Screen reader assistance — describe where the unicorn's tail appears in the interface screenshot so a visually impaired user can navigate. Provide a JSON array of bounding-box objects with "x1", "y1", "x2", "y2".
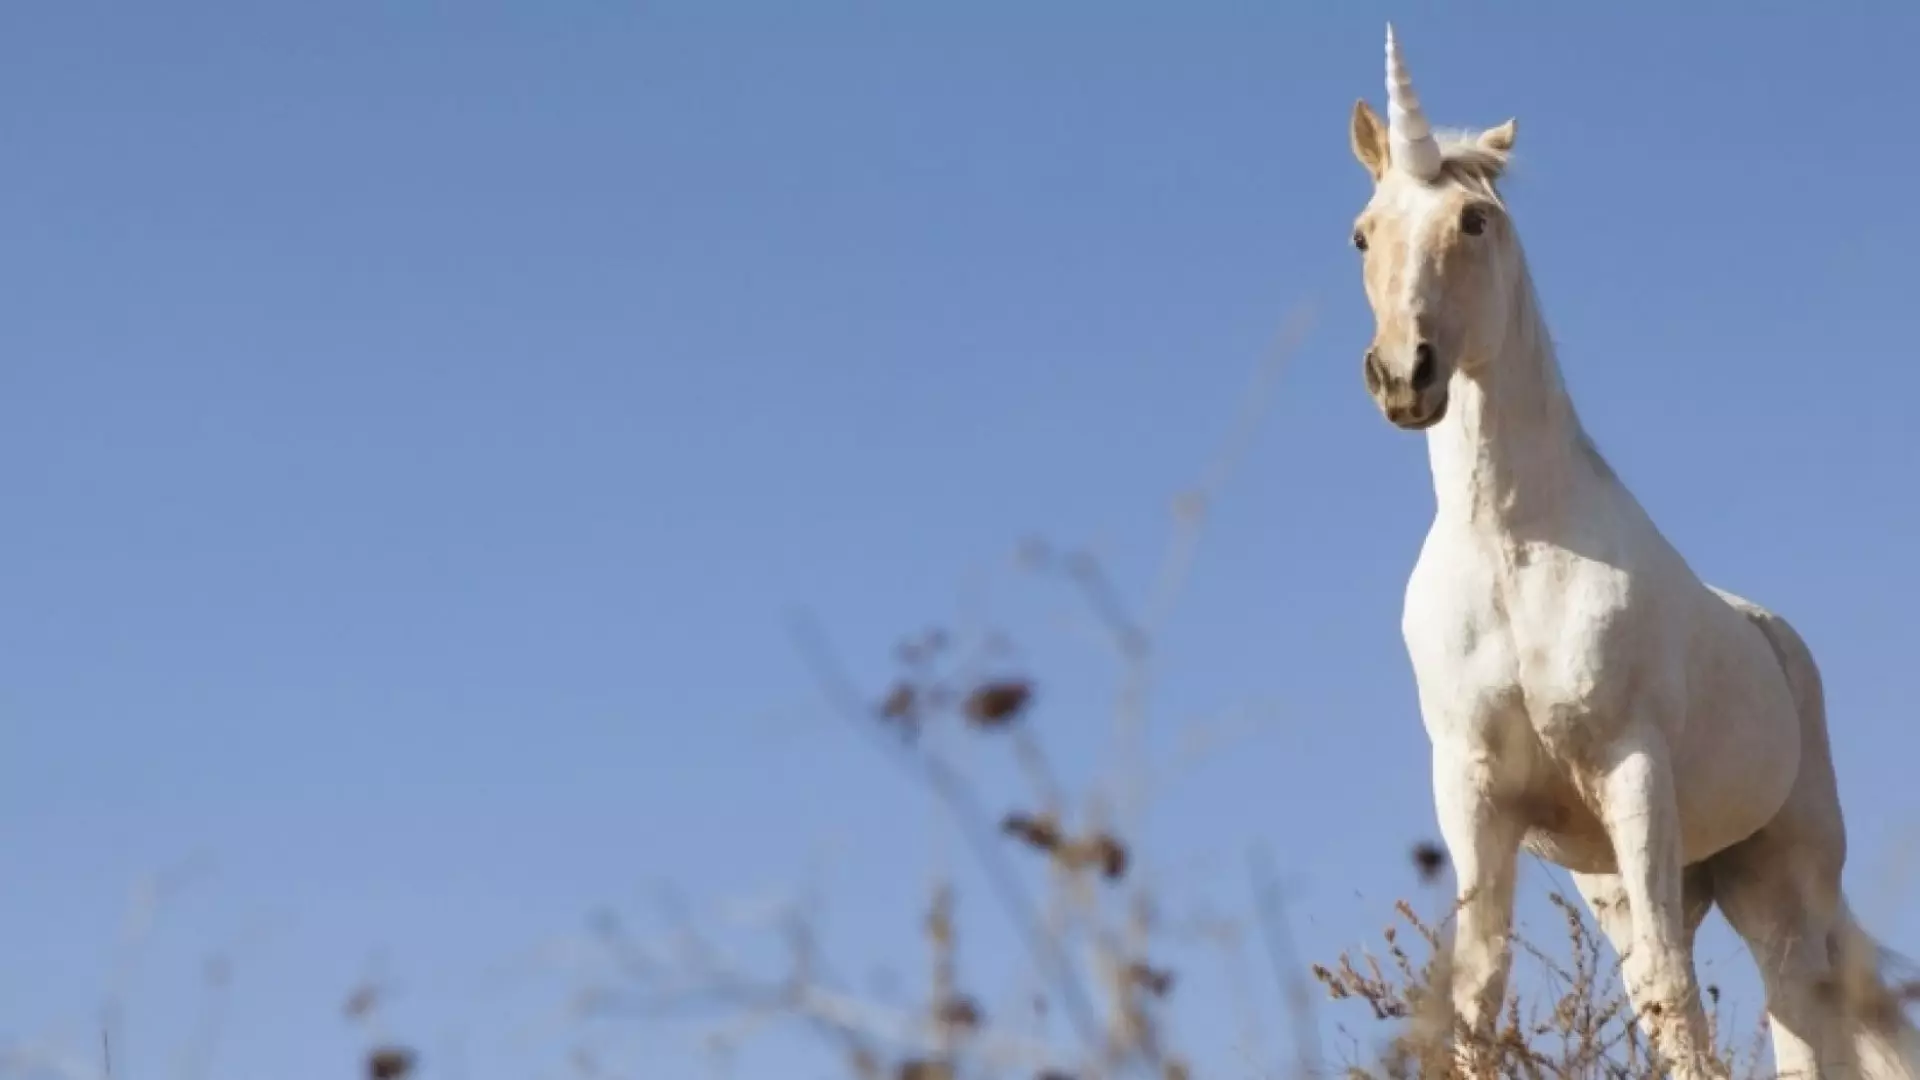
[{"x1": 1834, "y1": 899, "x2": 1920, "y2": 1080}]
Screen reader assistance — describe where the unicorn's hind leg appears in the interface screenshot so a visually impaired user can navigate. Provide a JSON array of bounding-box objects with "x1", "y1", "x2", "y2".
[
  {"x1": 1709, "y1": 827, "x2": 1853, "y2": 1080},
  {"x1": 1708, "y1": 595, "x2": 1914, "y2": 1079},
  {"x1": 1708, "y1": 810, "x2": 1916, "y2": 1080}
]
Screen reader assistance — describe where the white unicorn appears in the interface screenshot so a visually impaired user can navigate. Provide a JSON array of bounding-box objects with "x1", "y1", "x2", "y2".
[{"x1": 1347, "y1": 25, "x2": 1917, "y2": 1080}]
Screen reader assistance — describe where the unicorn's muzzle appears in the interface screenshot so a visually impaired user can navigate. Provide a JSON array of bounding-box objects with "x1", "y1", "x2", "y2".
[{"x1": 1364, "y1": 341, "x2": 1449, "y2": 430}]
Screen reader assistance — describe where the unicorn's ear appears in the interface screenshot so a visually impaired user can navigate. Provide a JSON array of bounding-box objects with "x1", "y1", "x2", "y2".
[
  {"x1": 1478, "y1": 118, "x2": 1517, "y2": 155},
  {"x1": 1351, "y1": 99, "x2": 1390, "y2": 180}
]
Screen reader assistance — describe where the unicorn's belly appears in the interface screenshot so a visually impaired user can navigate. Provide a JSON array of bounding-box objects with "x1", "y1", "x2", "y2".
[
  {"x1": 1503, "y1": 756, "x2": 1769, "y2": 876},
  {"x1": 1504, "y1": 778, "x2": 1618, "y2": 875}
]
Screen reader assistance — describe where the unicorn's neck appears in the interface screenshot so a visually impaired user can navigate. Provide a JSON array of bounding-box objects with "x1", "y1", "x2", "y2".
[{"x1": 1425, "y1": 261, "x2": 1599, "y2": 529}]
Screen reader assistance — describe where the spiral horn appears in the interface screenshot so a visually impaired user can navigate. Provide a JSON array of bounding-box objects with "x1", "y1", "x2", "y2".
[{"x1": 1385, "y1": 24, "x2": 1443, "y2": 180}]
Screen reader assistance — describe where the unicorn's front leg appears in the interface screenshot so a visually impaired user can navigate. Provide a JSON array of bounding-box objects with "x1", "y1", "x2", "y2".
[
  {"x1": 1600, "y1": 733, "x2": 1720, "y2": 1080},
  {"x1": 1431, "y1": 745, "x2": 1523, "y2": 1060}
]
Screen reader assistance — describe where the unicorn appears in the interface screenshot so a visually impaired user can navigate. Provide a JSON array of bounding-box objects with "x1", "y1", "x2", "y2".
[{"x1": 1347, "y1": 24, "x2": 1917, "y2": 1080}]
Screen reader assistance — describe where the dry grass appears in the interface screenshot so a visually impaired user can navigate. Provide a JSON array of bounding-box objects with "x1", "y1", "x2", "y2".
[{"x1": 1311, "y1": 894, "x2": 1770, "y2": 1080}]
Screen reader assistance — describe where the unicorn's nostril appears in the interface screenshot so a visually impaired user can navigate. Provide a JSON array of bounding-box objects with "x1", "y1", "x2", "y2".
[
  {"x1": 1364, "y1": 350, "x2": 1386, "y2": 394},
  {"x1": 1411, "y1": 343, "x2": 1438, "y2": 390}
]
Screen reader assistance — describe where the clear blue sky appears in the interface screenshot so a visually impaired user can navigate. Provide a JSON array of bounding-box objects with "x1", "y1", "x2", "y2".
[{"x1": 4, "y1": 5, "x2": 1916, "y2": 1078}]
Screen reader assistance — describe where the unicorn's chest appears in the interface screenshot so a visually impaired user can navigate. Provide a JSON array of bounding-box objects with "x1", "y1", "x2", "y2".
[{"x1": 1403, "y1": 536, "x2": 1648, "y2": 741}]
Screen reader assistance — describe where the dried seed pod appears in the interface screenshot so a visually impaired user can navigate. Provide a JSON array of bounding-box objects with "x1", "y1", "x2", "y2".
[
  {"x1": 366, "y1": 1045, "x2": 416, "y2": 1080},
  {"x1": 881, "y1": 682, "x2": 916, "y2": 718},
  {"x1": 1091, "y1": 833, "x2": 1129, "y2": 882},
  {"x1": 1126, "y1": 961, "x2": 1175, "y2": 998},
  {"x1": 1000, "y1": 812, "x2": 1061, "y2": 853},
  {"x1": 1411, "y1": 841, "x2": 1447, "y2": 882},
  {"x1": 936, "y1": 996, "x2": 982, "y2": 1031},
  {"x1": 963, "y1": 679, "x2": 1033, "y2": 729}
]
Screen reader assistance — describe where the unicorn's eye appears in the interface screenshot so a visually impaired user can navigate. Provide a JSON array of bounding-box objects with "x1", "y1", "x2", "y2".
[
  {"x1": 1352, "y1": 229, "x2": 1369, "y2": 252},
  {"x1": 1460, "y1": 207, "x2": 1488, "y2": 236}
]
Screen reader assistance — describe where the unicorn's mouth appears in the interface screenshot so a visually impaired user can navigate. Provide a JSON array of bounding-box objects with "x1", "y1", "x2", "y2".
[{"x1": 1393, "y1": 394, "x2": 1449, "y2": 431}]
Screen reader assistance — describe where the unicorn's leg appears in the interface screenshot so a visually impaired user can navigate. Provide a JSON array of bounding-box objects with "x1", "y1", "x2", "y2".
[
  {"x1": 1598, "y1": 734, "x2": 1719, "y2": 1080},
  {"x1": 1569, "y1": 865, "x2": 1716, "y2": 1068},
  {"x1": 1430, "y1": 745, "x2": 1524, "y2": 1053},
  {"x1": 1716, "y1": 601, "x2": 1915, "y2": 1078},
  {"x1": 1703, "y1": 601, "x2": 1904, "y2": 1079},
  {"x1": 1710, "y1": 828, "x2": 1854, "y2": 1080}
]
